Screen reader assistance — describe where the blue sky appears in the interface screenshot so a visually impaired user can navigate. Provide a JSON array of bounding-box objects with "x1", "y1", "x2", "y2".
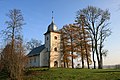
[{"x1": 0, "y1": 0, "x2": 120, "y2": 65}]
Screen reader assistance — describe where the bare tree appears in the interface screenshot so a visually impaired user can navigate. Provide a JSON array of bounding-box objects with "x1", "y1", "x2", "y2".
[
  {"x1": 26, "y1": 38, "x2": 42, "y2": 51},
  {"x1": 76, "y1": 6, "x2": 111, "y2": 69},
  {"x1": 99, "y1": 24, "x2": 111, "y2": 68},
  {"x1": 0, "y1": 9, "x2": 26, "y2": 79}
]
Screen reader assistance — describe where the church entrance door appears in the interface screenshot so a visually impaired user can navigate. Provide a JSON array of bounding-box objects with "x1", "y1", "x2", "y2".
[{"x1": 54, "y1": 61, "x2": 58, "y2": 67}]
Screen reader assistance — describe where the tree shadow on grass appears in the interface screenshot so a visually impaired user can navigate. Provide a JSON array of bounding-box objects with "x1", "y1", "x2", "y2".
[
  {"x1": 94, "y1": 70, "x2": 120, "y2": 73},
  {"x1": 25, "y1": 68, "x2": 49, "y2": 76}
]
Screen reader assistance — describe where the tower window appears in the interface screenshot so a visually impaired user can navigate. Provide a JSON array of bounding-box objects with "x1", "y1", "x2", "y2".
[
  {"x1": 54, "y1": 47, "x2": 57, "y2": 51},
  {"x1": 47, "y1": 37, "x2": 48, "y2": 40},
  {"x1": 54, "y1": 36, "x2": 57, "y2": 40}
]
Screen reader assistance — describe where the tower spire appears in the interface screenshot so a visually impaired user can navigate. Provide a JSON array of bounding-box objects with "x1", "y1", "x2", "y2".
[{"x1": 52, "y1": 11, "x2": 54, "y2": 23}]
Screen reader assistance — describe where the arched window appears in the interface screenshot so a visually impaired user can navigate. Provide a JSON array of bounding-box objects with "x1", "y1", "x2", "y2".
[
  {"x1": 54, "y1": 47, "x2": 57, "y2": 51},
  {"x1": 54, "y1": 36, "x2": 57, "y2": 40},
  {"x1": 54, "y1": 61, "x2": 58, "y2": 67}
]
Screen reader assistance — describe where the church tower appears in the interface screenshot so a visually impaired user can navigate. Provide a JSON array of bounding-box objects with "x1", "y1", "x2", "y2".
[{"x1": 44, "y1": 14, "x2": 61, "y2": 67}]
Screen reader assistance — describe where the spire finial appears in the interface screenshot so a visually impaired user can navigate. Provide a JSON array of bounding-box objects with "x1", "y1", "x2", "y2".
[{"x1": 52, "y1": 11, "x2": 54, "y2": 23}]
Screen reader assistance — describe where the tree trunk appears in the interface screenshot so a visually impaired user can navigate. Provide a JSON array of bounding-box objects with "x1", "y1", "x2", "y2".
[
  {"x1": 99, "y1": 34, "x2": 103, "y2": 69},
  {"x1": 95, "y1": 39, "x2": 100, "y2": 69},
  {"x1": 71, "y1": 37, "x2": 74, "y2": 68},
  {"x1": 94, "y1": 61, "x2": 96, "y2": 69},
  {"x1": 99, "y1": 54, "x2": 103, "y2": 69},
  {"x1": 99, "y1": 43, "x2": 103, "y2": 69},
  {"x1": 80, "y1": 45, "x2": 84, "y2": 68},
  {"x1": 86, "y1": 54, "x2": 90, "y2": 69},
  {"x1": 64, "y1": 61, "x2": 66, "y2": 68},
  {"x1": 92, "y1": 49, "x2": 96, "y2": 69},
  {"x1": 66, "y1": 60, "x2": 69, "y2": 68},
  {"x1": 71, "y1": 52, "x2": 74, "y2": 68},
  {"x1": 92, "y1": 39, "x2": 96, "y2": 69},
  {"x1": 81, "y1": 53, "x2": 84, "y2": 68}
]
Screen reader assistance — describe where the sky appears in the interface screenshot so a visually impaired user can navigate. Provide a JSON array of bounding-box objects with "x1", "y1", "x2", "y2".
[{"x1": 0, "y1": 0, "x2": 120, "y2": 65}]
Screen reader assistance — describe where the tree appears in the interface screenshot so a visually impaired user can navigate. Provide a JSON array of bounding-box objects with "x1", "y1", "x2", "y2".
[
  {"x1": 61, "y1": 24, "x2": 78, "y2": 68},
  {"x1": 60, "y1": 28, "x2": 72, "y2": 68},
  {"x1": 60, "y1": 29, "x2": 68, "y2": 68},
  {"x1": 75, "y1": 22, "x2": 91, "y2": 69},
  {"x1": 26, "y1": 38, "x2": 42, "y2": 51},
  {"x1": 0, "y1": 9, "x2": 26, "y2": 79},
  {"x1": 1, "y1": 37, "x2": 27, "y2": 79},
  {"x1": 76, "y1": 6, "x2": 111, "y2": 69},
  {"x1": 91, "y1": 35, "x2": 96, "y2": 69},
  {"x1": 99, "y1": 24, "x2": 111, "y2": 68},
  {"x1": 75, "y1": 27, "x2": 86, "y2": 68},
  {"x1": 79, "y1": 15, "x2": 92, "y2": 69},
  {"x1": 61, "y1": 23, "x2": 92, "y2": 69}
]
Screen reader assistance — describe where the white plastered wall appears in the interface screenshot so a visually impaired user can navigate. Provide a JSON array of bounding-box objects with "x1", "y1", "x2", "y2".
[{"x1": 50, "y1": 32, "x2": 61, "y2": 67}]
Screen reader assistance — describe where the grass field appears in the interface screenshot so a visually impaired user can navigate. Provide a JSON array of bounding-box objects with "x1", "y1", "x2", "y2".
[
  {"x1": 24, "y1": 68, "x2": 120, "y2": 80},
  {"x1": 1, "y1": 68, "x2": 120, "y2": 80}
]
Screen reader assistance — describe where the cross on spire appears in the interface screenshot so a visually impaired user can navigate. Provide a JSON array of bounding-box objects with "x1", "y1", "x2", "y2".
[{"x1": 52, "y1": 11, "x2": 54, "y2": 23}]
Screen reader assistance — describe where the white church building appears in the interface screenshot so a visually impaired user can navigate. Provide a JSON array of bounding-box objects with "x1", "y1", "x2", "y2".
[{"x1": 27, "y1": 18, "x2": 61, "y2": 68}]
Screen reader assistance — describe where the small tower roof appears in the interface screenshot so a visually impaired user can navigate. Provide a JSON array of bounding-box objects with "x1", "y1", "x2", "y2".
[
  {"x1": 44, "y1": 11, "x2": 59, "y2": 35},
  {"x1": 47, "y1": 21, "x2": 57, "y2": 32}
]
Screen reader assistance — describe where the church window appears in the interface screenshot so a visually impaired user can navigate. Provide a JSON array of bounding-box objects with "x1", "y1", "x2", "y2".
[
  {"x1": 54, "y1": 47, "x2": 57, "y2": 51},
  {"x1": 34, "y1": 57, "x2": 36, "y2": 63},
  {"x1": 47, "y1": 37, "x2": 48, "y2": 40},
  {"x1": 54, "y1": 36, "x2": 57, "y2": 40},
  {"x1": 30, "y1": 59, "x2": 32, "y2": 63}
]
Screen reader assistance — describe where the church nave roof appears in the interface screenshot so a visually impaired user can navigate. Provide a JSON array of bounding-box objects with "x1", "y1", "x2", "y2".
[{"x1": 27, "y1": 45, "x2": 45, "y2": 57}]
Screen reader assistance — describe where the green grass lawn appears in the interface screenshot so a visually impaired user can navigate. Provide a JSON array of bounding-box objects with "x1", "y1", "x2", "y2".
[{"x1": 23, "y1": 68, "x2": 120, "y2": 80}]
